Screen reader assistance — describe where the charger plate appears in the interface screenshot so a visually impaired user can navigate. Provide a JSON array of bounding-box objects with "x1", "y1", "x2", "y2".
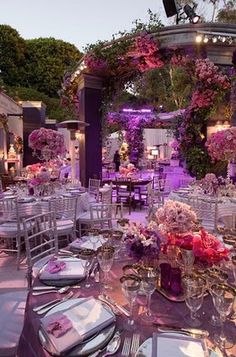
[
  {"x1": 39, "y1": 257, "x2": 85, "y2": 287},
  {"x1": 39, "y1": 298, "x2": 116, "y2": 356},
  {"x1": 135, "y1": 336, "x2": 222, "y2": 357}
]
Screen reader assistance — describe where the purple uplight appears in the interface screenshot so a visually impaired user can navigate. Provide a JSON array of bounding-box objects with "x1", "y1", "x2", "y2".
[{"x1": 122, "y1": 108, "x2": 153, "y2": 113}]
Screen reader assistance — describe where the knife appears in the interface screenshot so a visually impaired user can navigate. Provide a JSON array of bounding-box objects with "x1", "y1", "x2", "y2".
[
  {"x1": 101, "y1": 294, "x2": 130, "y2": 317},
  {"x1": 153, "y1": 324, "x2": 209, "y2": 338}
]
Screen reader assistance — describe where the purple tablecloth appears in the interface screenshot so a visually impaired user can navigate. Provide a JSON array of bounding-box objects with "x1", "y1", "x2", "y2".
[{"x1": 17, "y1": 258, "x2": 236, "y2": 356}]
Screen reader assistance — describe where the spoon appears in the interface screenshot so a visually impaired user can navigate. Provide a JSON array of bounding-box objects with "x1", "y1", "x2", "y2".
[
  {"x1": 32, "y1": 286, "x2": 70, "y2": 296},
  {"x1": 89, "y1": 332, "x2": 121, "y2": 357}
]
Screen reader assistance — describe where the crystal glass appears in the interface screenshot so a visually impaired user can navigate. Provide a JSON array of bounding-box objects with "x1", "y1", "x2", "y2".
[
  {"x1": 97, "y1": 246, "x2": 114, "y2": 289},
  {"x1": 232, "y1": 256, "x2": 236, "y2": 285},
  {"x1": 111, "y1": 231, "x2": 123, "y2": 259},
  {"x1": 166, "y1": 244, "x2": 179, "y2": 267},
  {"x1": 180, "y1": 248, "x2": 195, "y2": 274},
  {"x1": 78, "y1": 249, "x2": 95, "y2": 289},
  {"x1": 139, "y1": 266, "x2": 158, "y2": 323},
  {"x1": 183, "y1": 275, "x2": 205, "y2": 327},
  {"x1": 120, "y1": 274, "x2": 141, "y2": 330},
  {"x1": 211, "y1": 284, "x2": 236, "y2": 350}
]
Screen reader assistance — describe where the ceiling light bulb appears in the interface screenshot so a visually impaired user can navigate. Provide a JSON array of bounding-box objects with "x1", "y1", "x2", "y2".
[
  {"x1": 212, "y1": 36, "x2": 217, "y2": 43},
  {"x1": 196, "y1": 35, "x2": 202, "y2": 43},
  {"x1": 203, "y1": 36, "x2": 209, "y2": 43},
  {"x1": 221, "y1": 36, "x2": 226, "y2": 42}
]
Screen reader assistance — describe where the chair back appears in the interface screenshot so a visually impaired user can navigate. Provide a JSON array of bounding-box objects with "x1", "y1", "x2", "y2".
[
  {"x1": 88, "y1": 179, "x2": 101, "y2": 194},
  {"x1": 90, "y1": 203, "x2": 123, "y2": 226},
  {"x1": 115, "y1": 177, "x2": 132, "y2": 195},
  {"x1": 49, "y1": 196, "x2": 77, "y2": 224},
  {"x1": 23, "y1": 211, "x2": 58, "y2": 287},
  {"x1": 101, "y1": 186, "x2": 112, "y2": 204},
  {"x1": 0, "y1": 196, "x2": 20, "y2": 226},
  {"x1": 190, "y1": 197, "x2": 218, "y2": 232}
]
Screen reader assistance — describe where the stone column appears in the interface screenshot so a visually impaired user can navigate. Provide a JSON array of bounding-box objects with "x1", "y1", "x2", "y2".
[{"x1": 77, "y1": 74, "x2": 103, "y2": 186}]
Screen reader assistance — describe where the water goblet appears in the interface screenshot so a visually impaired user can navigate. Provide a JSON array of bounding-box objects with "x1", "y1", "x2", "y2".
[
  {"x1": 183, "y1": 275, "x2": 205, "y2": 327},
  {"x1": 77, "y1": 249, "x2": 95, "y2": 289},
  {"x1": 120, "y1": 274, "x2": 141, "y2": 330},
  {"x1": 211, "y1": 284, "x2": 236, "y2": 350},
  {"x1": 139, "y1": 266, "x2": 158, "y2": 323},
  {"x1": 180, "y1": 247, "x2": 195, "y2": 274},
  {"x1": 97, "y1": 246, "x2": 114, "y2": 290}
]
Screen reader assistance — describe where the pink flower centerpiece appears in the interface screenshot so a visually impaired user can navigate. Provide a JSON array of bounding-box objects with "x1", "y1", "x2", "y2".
[
  {"x1": 119, "y1": 163, "x2": 137, "y2": 177},
  {"x1": 168, "y1": 229, "x2": 229, "y2": 266},
  {"x1": 28, "y1": 128, "x2": 66, "y2": 161},
  {"x1": 156, "y1": 200, "x2": 197, "y2": 235},
  {"x1": 206, "y1": 127, "x2": 236, "y2": 162}
]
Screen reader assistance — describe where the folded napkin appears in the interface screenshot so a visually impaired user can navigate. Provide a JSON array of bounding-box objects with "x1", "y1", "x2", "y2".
[
  {"x1": 45, "y1": 258, "x2": 66, "y2": 274},
  {"x1": 152, "y1": 333, "x2": 208, "y2": 357},
  {"x1": 41, "y1": 297, "x2": 116, "y2": 355},
  {"x1": 70, "y1": 236, "x2": 107, "y2": 251},
  {"x1": 46, "y1": 313, "x2": 72, "y2": 338},
  {"x1": 40, "y1": 257, "x2": 85, "y2": 280}
]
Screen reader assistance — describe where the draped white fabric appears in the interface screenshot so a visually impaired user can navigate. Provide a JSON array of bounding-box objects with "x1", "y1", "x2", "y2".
[{"x1": 143, "y1": 129, "x2": 174, "y2": 159}]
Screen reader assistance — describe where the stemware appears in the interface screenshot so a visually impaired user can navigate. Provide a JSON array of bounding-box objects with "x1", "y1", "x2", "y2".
[
  {"x1": 97, "y1": 246, "x2": 114, "y2": 290},
  {"x1": 183, "y1": 275, "x2": 205, "y2": 327},
  {"x1": 211, "y1": 284, "x2": 236, "y2": 350},
  {"x1": 120, "y1": 274, "x2": 141, "y2": 330},
  {"x1": 232, "y1": 256, "x2": 236, "y2": 285},
  {"x1": 139, "y1": 266, "x2": 158, "y2": 323},
  {"x1": 77, "y1": 249, "x2": 95, "y2": 289},
  {"x1": 180, "y1": 248, "x2": 195, "y2": 274}
]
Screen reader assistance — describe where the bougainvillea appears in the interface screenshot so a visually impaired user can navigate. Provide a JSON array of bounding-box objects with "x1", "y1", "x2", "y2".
[{"x1": 61, "y1": 32, "x2": 232, "y2": 178}]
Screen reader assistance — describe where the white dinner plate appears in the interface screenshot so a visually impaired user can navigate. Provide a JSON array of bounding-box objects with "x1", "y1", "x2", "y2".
[
  {"x1": 39, "y1": 298, "x2": 116, "y2": 356},
  {"x1": 135, "y1": 336, "x2": 222, "y2": 357}
]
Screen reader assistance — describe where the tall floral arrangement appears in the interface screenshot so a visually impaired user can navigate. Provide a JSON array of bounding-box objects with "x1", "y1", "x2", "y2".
[
  {"x1": 28, "y1": 128, "x2": 66, "y2": 161},
  {"x1": 156, "y1": 200, "x2": 197, "y2": 234},
  {"x1": 206, "y1": 127, "x2": 236, "y2": 162}
]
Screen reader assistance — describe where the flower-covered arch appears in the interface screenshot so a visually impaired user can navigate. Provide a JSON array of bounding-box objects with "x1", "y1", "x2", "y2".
[{"x1": 62, "y1": 33, "x2": 232, "y2": 178}]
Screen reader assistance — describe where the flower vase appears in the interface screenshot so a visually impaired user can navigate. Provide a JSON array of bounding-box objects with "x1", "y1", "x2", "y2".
[{"x1": 180, "y1": 247, "x2": 195, "y2": 274}]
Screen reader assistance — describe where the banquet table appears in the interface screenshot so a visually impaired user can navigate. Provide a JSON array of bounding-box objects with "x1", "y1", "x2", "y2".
[
  {"x1": 15, "y1": 192, "x2": 91, "y2": 218},
  {"x1": 17, "y1": 253, "x2": 236, "y2": 357},
  {"x1": 168, "y1": 190, "x2": 236, "y2": 225}
]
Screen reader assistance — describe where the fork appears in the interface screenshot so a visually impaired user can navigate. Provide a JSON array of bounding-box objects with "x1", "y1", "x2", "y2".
[
  {"x1": 36, "y1": 291, "x2": 74, "y2": 315},
  {"x1": 130, "y1": 333, "x2": 140, "y2": 356},
  {"x1": 121, "y1": 336, "x2": 131, "y2": 356}
]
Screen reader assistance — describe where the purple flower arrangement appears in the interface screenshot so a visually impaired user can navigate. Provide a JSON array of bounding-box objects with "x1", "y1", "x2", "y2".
[{"x1": 124, "y1": 223, "x2": 161, "y2": 261}]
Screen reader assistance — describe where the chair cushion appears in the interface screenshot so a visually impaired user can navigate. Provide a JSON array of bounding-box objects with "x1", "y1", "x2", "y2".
[
  {"x1": 0, "y1": 290, "x2": 27, "y2": 356},
  {"x1": 0, "y1": 222, "x2": 31, "y2": 237},
  {"x1": 56, "y1": 219, "x2": 74, "y2": 235}
]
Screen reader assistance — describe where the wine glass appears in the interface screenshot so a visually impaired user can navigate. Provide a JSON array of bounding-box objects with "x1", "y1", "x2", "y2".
[
  {"x1": 120, "y1": 274, "x2": 141, "y2": 330},
  {"x1": 139, "y1": 266, "x2": 158, "y2": 323},
  {"x1": 183, "y1": 275, "x2": 205, "y2": 327},
  {"x1": 180, "y1": 248, "x2": 195, "y2": 274},
  {"x1": 97, "y1": 246, "x2": 114, "y2": 289},
  {"x1": 77, "y1": 249, "x2": 95, "y2": 289},
  {"x1": 232, "y1": 256, "x2": 236, "y2": 285},
  {"x1": 211, "y1": 284, "x2": 236, "y2": 350}
]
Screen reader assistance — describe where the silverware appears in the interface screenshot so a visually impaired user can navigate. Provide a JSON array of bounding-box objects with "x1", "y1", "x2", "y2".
[
  {"x1": 101, "y1": 294, "x2": 130, "y2": 317},
  {"x1": 121, "y1": 336, "x2": 131, "y2": 356},
  {"x1": 154, "y1": 324, "x2": 209, "y2": 338},
  {"x1": 89, "y1": 331, "x2": 121, "y2": 357},
  {"x1": 130, "y1": 333, "x2": 140, "y2": 355},
  {"x1": 32, "y1": 286, "x2": 70, "y2": 296},
  {"x1": 36, "y1": 291, "x2": 74, "y2": 315},
  {"x1": 33, "y1": 285, "x2": 81, "y2": 291},
  {"x1": 33, "y1": 297, "x2": 61, "y2": 313}
]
